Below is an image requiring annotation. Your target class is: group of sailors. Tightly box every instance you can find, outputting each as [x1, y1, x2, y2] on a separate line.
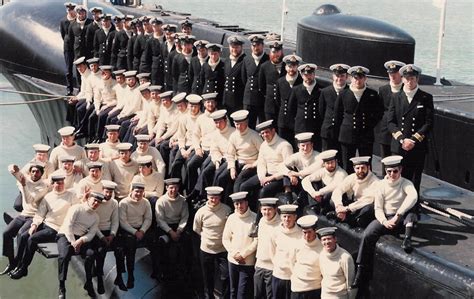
[1, 1, 435, 299]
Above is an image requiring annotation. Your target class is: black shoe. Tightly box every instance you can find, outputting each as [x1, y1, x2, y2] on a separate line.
[401, 237, 413, 253]
[58, 287, 66, 299]
[9, 266, 27, 279]
[114, 276, 127, 291]
[248, 222, 258, 238]
[281, 192, 293, 205]
[127, 275, 135, 289]
[97, 276, 105, 295]
[0, 264, 15, 275]
[326, 211, 337, 221]
[351, 265, 364, 288]
[83, 281, 96, 298]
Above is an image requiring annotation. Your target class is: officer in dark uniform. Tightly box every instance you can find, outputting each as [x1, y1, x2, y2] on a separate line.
[133, 16, 154, 72]
[223, 35, 247, 115]
[93, 14, 116, 65]
[85, 7, 103, 59]
[259, 40, 286, 121]
[288, 63, 324, 148]
[387, 64, 434, 192]
[242, 34, 269, 129]
[335, 66, 383, 173]
[127, 18, 141, 70]
[319, 64, 350, 152]
[172, 34, 197, 94]
[375, 60, 406, 159]
[60, 2, 77, 96]
[140, 17, 165, 85]
[198, 43, 225, 105]
[179, 18, 193, 35]
[276, 54, 303, 145]
[161, 24, 177, 91]
[111, 15, 134, 70]
[190, 39, 209, 95]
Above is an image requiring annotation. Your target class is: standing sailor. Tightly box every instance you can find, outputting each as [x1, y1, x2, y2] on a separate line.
[172, 34, 197, 94]
[133, 16, 154, 71]
[198, 43, 225, 105]
[387, 64, 434, 192]
[223, 35, 247, 115]
[140, 17, 165, 85]
[85, 7, 103, 59]
[60, 2, 77, 96]
[93, 14, 116, 65]
[161, 24, 178, 91]
[127, 18, 142, 70]
[111, 15, 134, 70]
[189, 39, 209, 94]
[68, 5, 92, 60]
[241, 34, 268, 128]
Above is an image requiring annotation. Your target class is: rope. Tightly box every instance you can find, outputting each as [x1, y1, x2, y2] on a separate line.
[0, 88, 68, 98]
[0, 96, 68, 106]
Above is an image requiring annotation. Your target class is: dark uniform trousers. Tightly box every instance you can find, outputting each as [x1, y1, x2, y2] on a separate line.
[328, 197, 375, 228]
[356, 214, 414, 266]
[319, 85, 347, 154]
[387, 89, 434, 192]
[57, 234, 95, 283]
[194, 156, 215, 197]
[22, 224, 58, 269]
[92, 230, 125, 277]
[259, 60, 286, 122]
[186, 150, 209, 193]
[240, 174, 286, 210]
[156, 138, 172, 175]
[169, 146, 192, 180]
[297, 181, 332, 216]
[271, 276, 291, 299]
[223, 54, 246, 116]
[96, 106, 115, 141]
[228, 262, 254, 299]
[276, 75, 302, 149]
[117, 228, 155, 276]
[64, 50, 75, 95]
[335, 87, 383, 173]
[242, 54, 269, 129]
[200, 250, 229, 299]
[156, 224, 191, 280]
[254, 266, 273, 299]
[376, 84, 399, 159]
[123, 123, 148, 145]
[2, 215, 32, 264]
[76, 101, 95, 135]
[291, 289, 321, 299]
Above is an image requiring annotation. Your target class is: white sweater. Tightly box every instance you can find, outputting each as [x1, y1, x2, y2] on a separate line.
[257, 135, 293, 180]
[255, 214, 281, 270]
[49, 143, 86, 170]
[290, 238, 323, 292]
[95, 198, 119, 238]
[58, 202, 99, 243]
[302, 166, 348, 197]
[155, 193, 189, 233]
[210, 125, 236, 163]
[270, 223, 302, 280]
[110, 159, 139, 199]
[331, 171, 379, 212]
[17, 179, 48, 218]
[374, 177, 418, 224]
[222, 209, 257, 265]
[193, 202, 231, 254]
[33, 190, 79, 231]
[119, 196, 152, 234]
[320, 245, 356, 299]
[280, 150, 323, 178]
[226, 127, 262, 168]
[131, 172, 164, 199]
[192, 110, 216, 151]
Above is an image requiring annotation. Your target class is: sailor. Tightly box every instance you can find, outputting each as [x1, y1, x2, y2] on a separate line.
[254, 197, 281, 299]
[60, 2, 77, 96]
[88, 65, 117, 142]
[241, 34, 269, 129]
[240, 120, 293, 205]
[222, 191, 258, 298]
[120, 82, 152, 142]
[74, 143, 111, 180]
[111, 15, 134, 70]
[56, 191, 101, 298]
[102, 70, 127, 136]
[288, 63, 323, 147]
[190, 40, 209, 94]
[276, 54, 303, 145]
[319, 64, 350, 152]
[290, 215, 323, 299]
[131, 134, 166, 175]
[198, 43, 225, 104]
[270, 204, 302, 299]
[279, 133, 323, 207]
[259, 40, 286, 121]
[1, 163, 48, 276]
[301, 150, 347, 216]
[112, 14, 125, 32]
[161, 24, 178, 91]
[127, 18, 142, 70]
[91, 181, 124, 293]
[375, 61, 406, 159]
[334, 66, 383, 173]
[222, 110, 262, 197]
[85, 6, 103, 59]
[68, 5, 92, 60]
[67, 56, 91, 124]
[56, 156, 82, 191]
[329, 156, 378, 227]
[75, 161, 104, 199]
[131, 155, 165, 208]
[113, 71, 142, 125]
[193, 186, 232, 299]
[193, 109, 235, 199]
[318, 227, 356, 299]
[169, 94, 202, 182]
[387, 64, 434, 192]
[117, 182, 153, 289]
[21, 144, 54, 183]
[185, 92, 218, 194]
[49, 126, 86, 170]
[223, 35, 247, 115]
[145, 86, 164, 137]
[109, 142, 139, 199]
[93, 14, 116, 65]
[9, 173, 78, 280]
[133, 16, 154, 71]
[75, 57, 102, 137]
[155, 178, 190, 281]
[172, 34, 197, 94]
[179, 18, 193, 35]
[352, 156, 418, 288]
[99, 124, 121, 161]
[140, 17, 165, 85]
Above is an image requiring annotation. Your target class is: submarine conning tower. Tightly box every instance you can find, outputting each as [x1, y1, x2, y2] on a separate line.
[296, 4, 416, 77]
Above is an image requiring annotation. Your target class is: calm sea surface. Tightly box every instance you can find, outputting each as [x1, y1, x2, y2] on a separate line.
[148, 0, 473, 83]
